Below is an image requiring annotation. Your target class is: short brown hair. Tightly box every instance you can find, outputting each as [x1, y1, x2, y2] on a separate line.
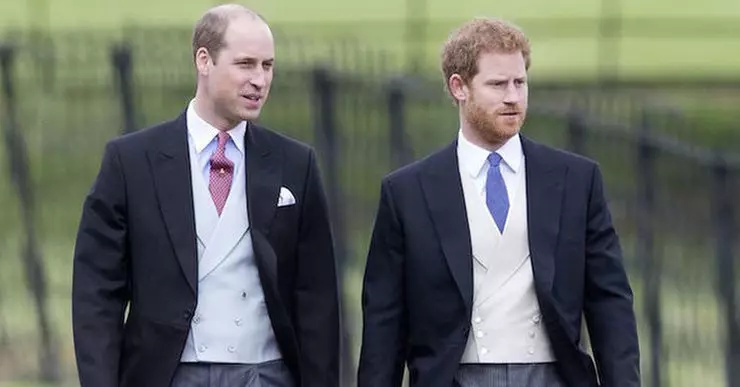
[441, 17, 531, 96]
[191, 4, 265, 64]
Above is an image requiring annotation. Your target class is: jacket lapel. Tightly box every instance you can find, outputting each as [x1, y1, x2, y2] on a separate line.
[243, 125, 295, 355]
[148, 112, 198, 293]
[245, 124, 282, 295]
[523, 136, 567, 294]
[420, 141, 474, 313]
[246, 124, 282, 236]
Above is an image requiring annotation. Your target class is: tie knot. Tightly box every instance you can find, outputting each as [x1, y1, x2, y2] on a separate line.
[488, 152, 503, 167]
[217, 131, 230, 149]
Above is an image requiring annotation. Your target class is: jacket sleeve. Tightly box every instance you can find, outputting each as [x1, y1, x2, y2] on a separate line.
[358, 178, 408, 387]
[72, 140, 130, 387]
[293, 148, 341, 387]
[583, 163, 641, 387]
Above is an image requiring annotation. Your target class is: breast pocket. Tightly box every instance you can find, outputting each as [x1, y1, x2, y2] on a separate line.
[267, 201, 300, 250]
[272, 201, 299, 226]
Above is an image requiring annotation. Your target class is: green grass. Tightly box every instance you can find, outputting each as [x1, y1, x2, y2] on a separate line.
[3, 0, 740, 27]
[3, 0, 740, 80]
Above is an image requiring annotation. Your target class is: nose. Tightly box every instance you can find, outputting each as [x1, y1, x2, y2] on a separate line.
[503, 82, 520, 105]
[249, 69, 266, 90]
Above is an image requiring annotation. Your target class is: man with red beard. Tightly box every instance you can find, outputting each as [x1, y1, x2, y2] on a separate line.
[358, 17, 640, 387]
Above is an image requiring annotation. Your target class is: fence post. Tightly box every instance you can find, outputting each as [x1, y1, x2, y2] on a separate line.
[111, 43, 136, 134]
[0, 43, 13, 351]
[0, 44, 60, 382]
[636, 112, 661, 387]
[387, 79, 412, 168]
[711, 157, 739, 387]
[311, 66, 354, 387]
[567, 109, 587, 155]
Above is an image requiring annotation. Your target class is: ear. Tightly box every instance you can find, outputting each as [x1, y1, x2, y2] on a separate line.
[448, 74, 469, 103]
[194, 47, 212, 76]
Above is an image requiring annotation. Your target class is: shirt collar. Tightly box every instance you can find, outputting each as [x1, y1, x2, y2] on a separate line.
[457, 129, 523, 178]
[186, 99, 247, 155]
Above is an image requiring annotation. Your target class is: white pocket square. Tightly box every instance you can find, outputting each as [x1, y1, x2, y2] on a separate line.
[277, 186, 296, 207]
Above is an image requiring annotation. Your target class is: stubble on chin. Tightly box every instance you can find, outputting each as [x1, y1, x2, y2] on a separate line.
[466, 104, 522, 149]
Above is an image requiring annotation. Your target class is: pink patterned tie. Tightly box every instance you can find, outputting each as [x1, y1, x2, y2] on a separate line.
[209, 132, 233, 216]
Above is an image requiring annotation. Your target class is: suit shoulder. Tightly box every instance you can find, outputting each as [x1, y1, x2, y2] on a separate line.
[105, 118, 177, 152]
[527, 139, 599, 170]
[382, 143, 453, 186]
[254, 124, 314, 156]
[384, 153, 429, 183]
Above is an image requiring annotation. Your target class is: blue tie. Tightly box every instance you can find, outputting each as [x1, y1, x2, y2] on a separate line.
[486, 152, 509, 233]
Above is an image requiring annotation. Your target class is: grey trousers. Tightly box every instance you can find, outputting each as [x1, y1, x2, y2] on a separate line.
[453, 363, 566, 387]
[170, 360, 294, 387]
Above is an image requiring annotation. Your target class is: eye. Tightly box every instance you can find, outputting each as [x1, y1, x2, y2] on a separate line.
[486, 80, 507, 88]
[234, 58, 258, 68]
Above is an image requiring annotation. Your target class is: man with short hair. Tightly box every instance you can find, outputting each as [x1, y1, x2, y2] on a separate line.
[72, 5, 340, 387]
[358, 17, 640, 387]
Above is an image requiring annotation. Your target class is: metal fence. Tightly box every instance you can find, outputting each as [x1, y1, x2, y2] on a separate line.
[0, 28, 739, 387]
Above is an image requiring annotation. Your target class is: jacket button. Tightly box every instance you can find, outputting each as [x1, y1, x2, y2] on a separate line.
[183, 310, 193, 320]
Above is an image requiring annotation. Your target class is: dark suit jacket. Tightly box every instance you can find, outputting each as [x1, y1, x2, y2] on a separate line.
[358, 136, 640, 387]
[72, 112, 340, 387]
